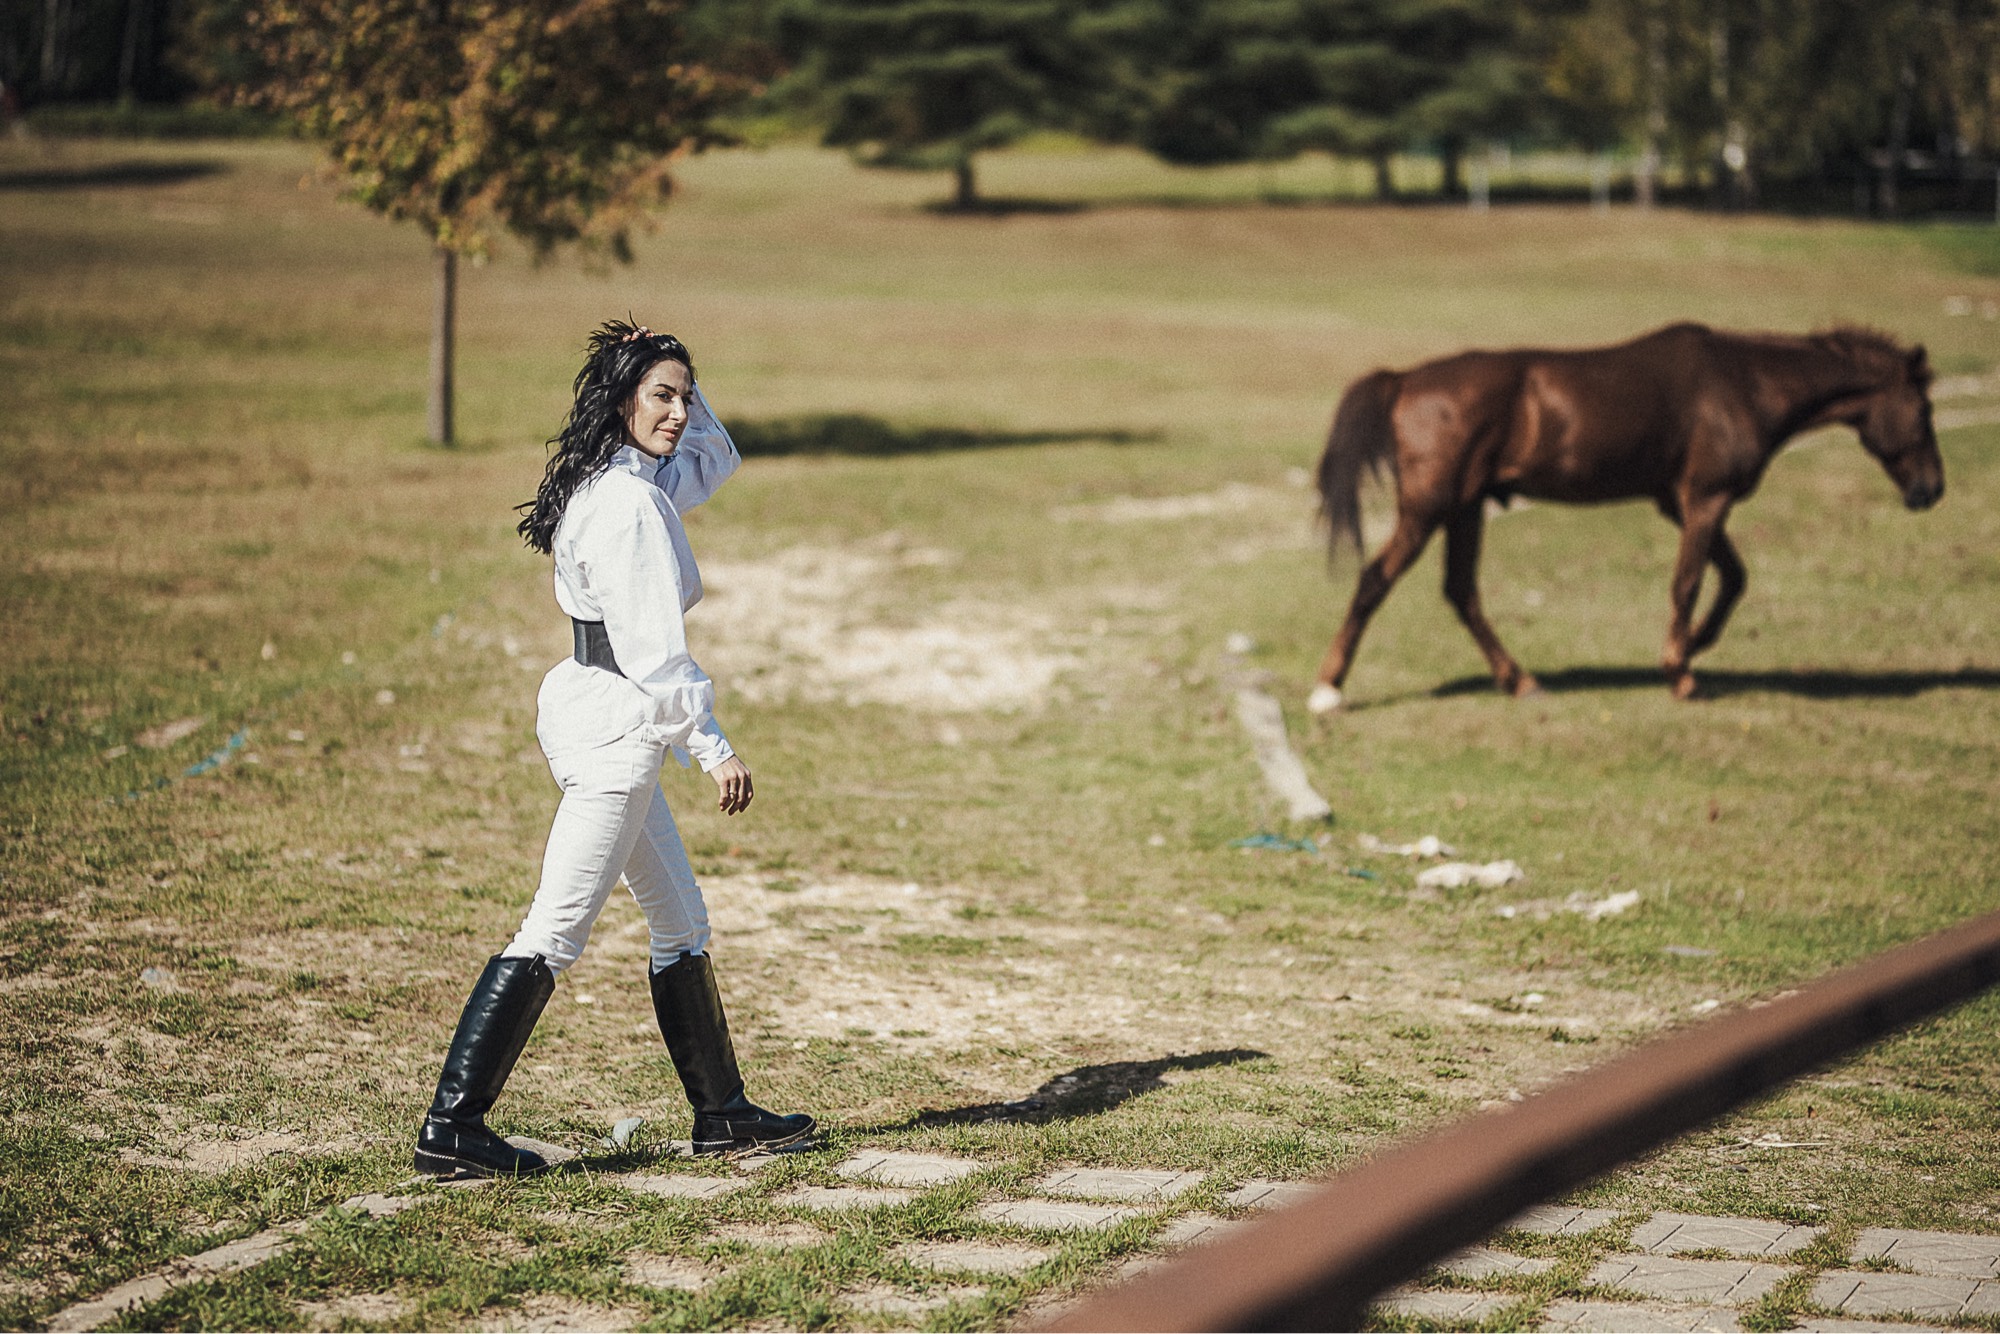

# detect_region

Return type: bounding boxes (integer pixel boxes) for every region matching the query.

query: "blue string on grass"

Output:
[183,729,250,777]
[109,729,251,804]
[106,593,474,806]
[1229,831,1321,853]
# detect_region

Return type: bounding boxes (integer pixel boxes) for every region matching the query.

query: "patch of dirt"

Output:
[839,1281,985,1317]
[690,872,1144,1052]
[696,538,1078,712]
[230,927,438,982]
[116,1129,358,1173]
[704,1221,824,1250]
[476,1294,647,1332]
[1050,482,1292,525]
[463,1229,535,1262]
[621,1252,724,1291]
[297,1291,407,1329]
[545,864,1713,1116]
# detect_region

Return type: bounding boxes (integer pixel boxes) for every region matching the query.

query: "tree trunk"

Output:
[428,246,456,447]
[953,155,977,210]
[1371,151,1395,201]
[1439,139,1464,199]
[1709,15,1730,207]
[1877,56,1916,216]
[1635,0,1667,210]
[118,0,147,100]
[40,0,68,92]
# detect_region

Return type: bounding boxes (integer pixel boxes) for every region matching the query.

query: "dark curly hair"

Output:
[516,320,696,554]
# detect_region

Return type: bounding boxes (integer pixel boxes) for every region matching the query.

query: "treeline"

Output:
[8,0,1999,214]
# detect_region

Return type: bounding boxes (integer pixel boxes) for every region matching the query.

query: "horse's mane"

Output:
[1811,325,1929,387]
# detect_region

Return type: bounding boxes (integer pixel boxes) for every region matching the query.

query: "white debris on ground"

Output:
[1359,833,1456,858]
[695,538,1079,712]
[1416,860,1525,890]
[1568,889,1641,920]
[1231,686,1334,822]
[135,716,206,749]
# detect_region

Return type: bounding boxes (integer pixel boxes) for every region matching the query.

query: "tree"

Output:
[773,0,1094,209]
[1083,0,1566,200]
[236,0,764,444]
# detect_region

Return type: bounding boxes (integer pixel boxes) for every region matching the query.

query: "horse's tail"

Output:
[1317,369,1401,561]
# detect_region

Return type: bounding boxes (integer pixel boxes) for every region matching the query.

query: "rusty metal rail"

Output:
[1046,909,2000,1332]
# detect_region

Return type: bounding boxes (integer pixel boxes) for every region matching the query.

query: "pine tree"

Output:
[774,0,1095,208]
[1086,0,1563,199]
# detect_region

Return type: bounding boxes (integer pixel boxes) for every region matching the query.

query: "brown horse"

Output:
[1309,323,1943,711]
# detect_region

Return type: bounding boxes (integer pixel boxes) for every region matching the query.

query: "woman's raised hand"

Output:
[711,755,754,816]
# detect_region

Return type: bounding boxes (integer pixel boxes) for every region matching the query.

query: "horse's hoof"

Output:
[1511,675,1543,699]
[1670,673,1698,701]
[1307,683,1344,714]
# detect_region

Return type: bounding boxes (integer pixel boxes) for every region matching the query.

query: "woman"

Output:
[413,321,815,1178]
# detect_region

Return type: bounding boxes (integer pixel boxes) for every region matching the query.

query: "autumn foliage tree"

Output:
[235,0,764,443]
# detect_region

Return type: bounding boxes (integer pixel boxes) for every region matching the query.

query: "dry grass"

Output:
[3,133,2000,1330]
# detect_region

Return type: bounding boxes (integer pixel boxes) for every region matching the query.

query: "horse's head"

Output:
[1853,341,1944,511]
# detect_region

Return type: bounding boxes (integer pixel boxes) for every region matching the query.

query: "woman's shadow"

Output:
[860,1048,1269,1132]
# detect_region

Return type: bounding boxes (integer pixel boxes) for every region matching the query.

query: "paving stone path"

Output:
[42,1141,2000,1333]
[1372,1203,2000,1331]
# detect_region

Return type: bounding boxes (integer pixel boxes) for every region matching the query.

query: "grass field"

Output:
[3,133,2000,1332]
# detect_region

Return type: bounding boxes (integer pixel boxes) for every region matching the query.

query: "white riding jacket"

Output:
[539,385,741,772]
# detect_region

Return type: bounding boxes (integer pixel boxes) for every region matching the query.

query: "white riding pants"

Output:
[503,660,711,973]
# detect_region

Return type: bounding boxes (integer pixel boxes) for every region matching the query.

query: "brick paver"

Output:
[1038,1168,1205,1202]
[1376,1289,1520,1324]
[1813,1270,2000,1320]
[895,1240,1053,1275]
[1538,1298,1746,1331]
[835,1150,986,1188]
[773,1185,913,1212]
[1436,1246,1557,1280]
[1157,1213,1236,1248]
[1853,1228,2000,1278]
[1507,1204,1624,1236]
[613,1174,748,1201]
[976,1200,1141,1232]
[840,1282,983,1317]
[1589,1255,1789,1305]
[1628,1212,1819,1257]
[1221,1180,1317,1211]
[1792,1319,1945,1332]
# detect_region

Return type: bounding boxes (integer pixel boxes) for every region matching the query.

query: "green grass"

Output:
[3,133,1999,1330]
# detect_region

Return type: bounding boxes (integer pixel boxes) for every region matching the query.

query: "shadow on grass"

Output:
[866,1048,1270,1130]
[1422,663,2000,704]
[731,412,1159,458]
[0,159,227,191]
[921,196,1090,216]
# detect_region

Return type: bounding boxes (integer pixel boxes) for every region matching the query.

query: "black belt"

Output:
[572,619,623,676]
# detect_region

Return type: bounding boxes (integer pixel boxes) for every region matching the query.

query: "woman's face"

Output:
[623,358,693,459]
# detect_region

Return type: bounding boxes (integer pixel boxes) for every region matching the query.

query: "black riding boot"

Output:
[414,953,557,1178]
[649,952,816,1156]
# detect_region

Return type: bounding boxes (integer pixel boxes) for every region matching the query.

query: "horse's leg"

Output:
[1688,526,1746,656]
[1653,494,1746,657]
[1441,503,1538,697]
[1311,511,1439,712]
[1662,493,1732,699]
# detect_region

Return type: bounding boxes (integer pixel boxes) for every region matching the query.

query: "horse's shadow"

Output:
[858,1047,1269,1133]
[1426,663,2000,703]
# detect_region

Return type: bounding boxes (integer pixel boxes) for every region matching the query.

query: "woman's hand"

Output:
[711,755,754,816]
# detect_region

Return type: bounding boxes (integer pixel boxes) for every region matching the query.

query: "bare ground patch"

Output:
[696,536,1080,712]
